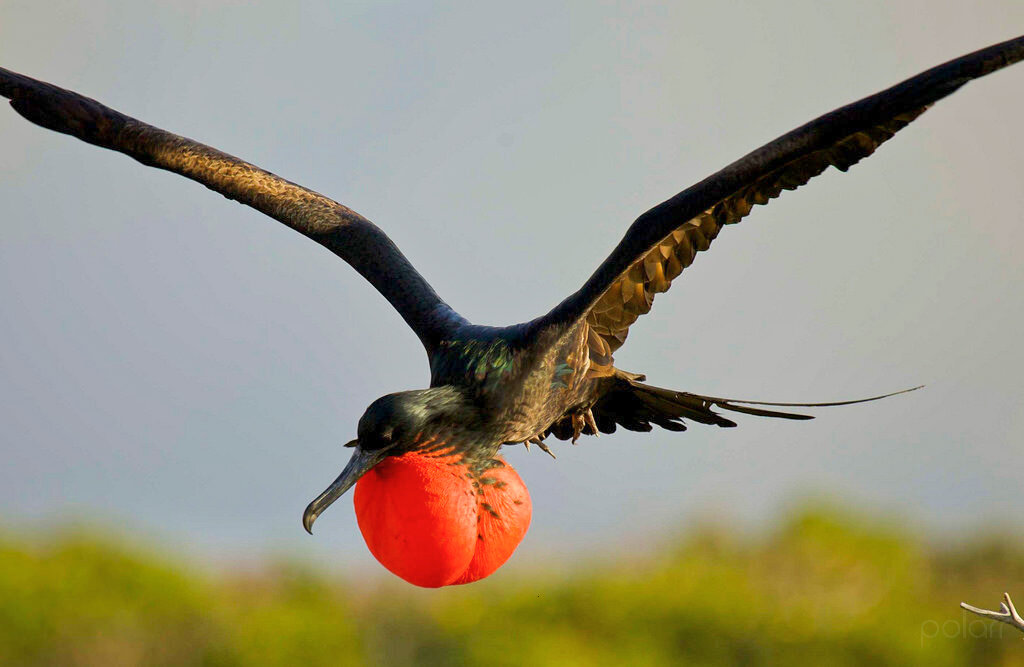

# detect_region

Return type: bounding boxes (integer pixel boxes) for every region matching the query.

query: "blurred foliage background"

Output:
[1,505,1021,666]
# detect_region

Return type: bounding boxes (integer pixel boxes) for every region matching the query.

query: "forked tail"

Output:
[547,371,921,439]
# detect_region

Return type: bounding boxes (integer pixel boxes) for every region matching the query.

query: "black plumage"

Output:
[2,35,1022,530]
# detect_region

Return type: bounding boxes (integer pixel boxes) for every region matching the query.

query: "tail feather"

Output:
[546,373,922,440]
[696,385,923,410]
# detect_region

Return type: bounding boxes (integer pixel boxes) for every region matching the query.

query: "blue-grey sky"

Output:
[1,2,1022,574]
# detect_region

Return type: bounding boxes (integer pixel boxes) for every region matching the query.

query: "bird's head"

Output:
[302,386,531,588]
[302,387,472,534]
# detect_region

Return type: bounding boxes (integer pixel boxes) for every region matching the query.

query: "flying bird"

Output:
[2,36,1022,587]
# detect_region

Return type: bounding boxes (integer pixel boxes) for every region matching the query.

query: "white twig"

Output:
[961,593,1024,636]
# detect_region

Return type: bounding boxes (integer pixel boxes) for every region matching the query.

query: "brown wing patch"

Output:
[584,108,927,375]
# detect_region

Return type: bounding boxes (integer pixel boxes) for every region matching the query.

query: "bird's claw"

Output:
[536,440,556,459]
[583,408,599,437]
[523,436,556,460]
[569,408,599,444]
[524,435,556,459]
[570,413,584,444]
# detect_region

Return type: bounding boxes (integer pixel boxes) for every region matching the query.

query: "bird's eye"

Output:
[360,427,394,452]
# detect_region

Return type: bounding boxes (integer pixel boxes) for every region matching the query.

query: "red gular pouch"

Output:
[353,451,531,588]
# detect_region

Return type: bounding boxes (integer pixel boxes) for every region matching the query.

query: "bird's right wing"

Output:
[0,67,464,354]
[533,35,1024,376]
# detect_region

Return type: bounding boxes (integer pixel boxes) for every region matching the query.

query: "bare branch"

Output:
[961,593,1024,636]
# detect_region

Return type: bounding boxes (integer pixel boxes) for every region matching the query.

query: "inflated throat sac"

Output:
[353,452,532,587]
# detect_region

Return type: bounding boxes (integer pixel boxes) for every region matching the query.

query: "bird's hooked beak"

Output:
[302,440,386,534]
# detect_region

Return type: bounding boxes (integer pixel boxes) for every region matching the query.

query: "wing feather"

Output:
[533,36,1024,373]
[0,67,464,353]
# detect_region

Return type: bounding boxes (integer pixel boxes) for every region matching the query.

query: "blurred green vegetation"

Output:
[0,506,1021,666]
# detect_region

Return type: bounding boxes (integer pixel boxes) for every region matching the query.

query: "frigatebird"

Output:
[3,35,1022,587]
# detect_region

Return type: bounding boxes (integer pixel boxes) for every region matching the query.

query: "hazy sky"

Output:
[1,2,1022,574]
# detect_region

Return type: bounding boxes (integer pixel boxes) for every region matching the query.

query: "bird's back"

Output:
[427,320,594,446]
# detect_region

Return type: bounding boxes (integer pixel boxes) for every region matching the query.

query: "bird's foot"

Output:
[524,435,556,459]
[570,408,599,444]
[583,408,599,437]
[570,413,585,444]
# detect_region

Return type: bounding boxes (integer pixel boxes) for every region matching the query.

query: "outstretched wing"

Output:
[0,67,464,354]
[535,35,1024,375]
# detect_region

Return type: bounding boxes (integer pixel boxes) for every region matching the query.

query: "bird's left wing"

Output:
[534,36,1024,375]
[0,67,464,354]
